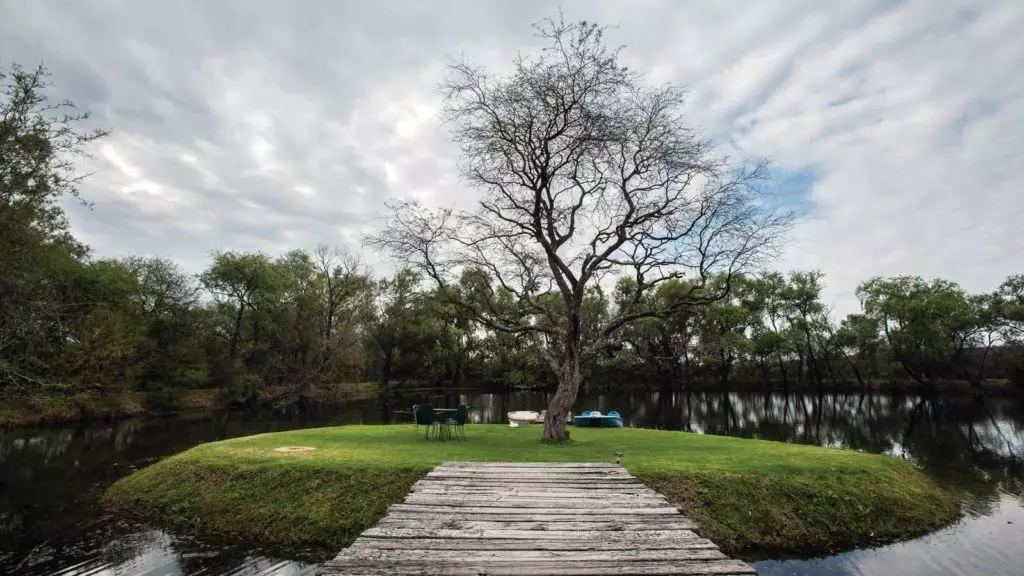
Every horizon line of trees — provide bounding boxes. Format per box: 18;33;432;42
3;240;1022;400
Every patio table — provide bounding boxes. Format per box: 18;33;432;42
433;408;458;440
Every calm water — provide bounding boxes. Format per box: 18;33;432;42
1;391;1021;575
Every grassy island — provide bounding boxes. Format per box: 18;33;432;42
103;425;959;559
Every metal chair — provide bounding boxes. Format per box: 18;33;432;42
413;404;438;439
447;404;470;440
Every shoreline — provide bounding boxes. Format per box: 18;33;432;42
0;389;227;429
3;377;1018;429
102;425;960;561
0;382;387;429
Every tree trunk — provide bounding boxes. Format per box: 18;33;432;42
542;356;582;442
719;347;732;391
895;355;934;393
759;357;771;381
955;341;992;390
229;300;245;361
325;279;336;340
844;351;868;391
382;345;394;389
973;342;993;389
804;332;823;393
454;355;464;388
681;347;693;390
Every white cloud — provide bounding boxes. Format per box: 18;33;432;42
1;0;1021;316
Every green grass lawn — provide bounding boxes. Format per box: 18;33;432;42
103;425;959;560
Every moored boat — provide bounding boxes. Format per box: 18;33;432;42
571;410;624;427
506;410;574;427
507;410;542;427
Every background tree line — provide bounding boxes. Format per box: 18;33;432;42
3;63;1023;408
4;243;1023;402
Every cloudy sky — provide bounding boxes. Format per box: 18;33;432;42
3;0;1022;315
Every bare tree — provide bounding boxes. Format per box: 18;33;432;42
313;243;364;342
368;19;790;440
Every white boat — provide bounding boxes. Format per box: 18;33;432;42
507;410;542;427
506;410;572;427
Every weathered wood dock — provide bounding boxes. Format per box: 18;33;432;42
320;462;755;575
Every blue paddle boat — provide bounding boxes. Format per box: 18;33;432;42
571;410;623;427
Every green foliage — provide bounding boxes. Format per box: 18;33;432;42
605;270;1023;392
856;276;996;388
104;425;958;558
0;64;108;388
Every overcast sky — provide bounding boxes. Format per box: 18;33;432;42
3;0;1022;315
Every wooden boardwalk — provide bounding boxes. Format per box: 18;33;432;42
320;462;755;576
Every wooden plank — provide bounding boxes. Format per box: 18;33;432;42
384;512;696;524
335;548;727;562
412;484;658;492
408;489;665;499
427;468;632;475
411;479;651;487
419;479;645;487
401;497;669;508
388;504;682;515
361;527;703;541
409;487;671;498
431;467;629;475
410;489;663;498
320;559;756;575
414;481;654;490
438;462;622;468
401;496;671;504
346;537;720;551
411;477;643;485
374;519;699;531
423;476;636;483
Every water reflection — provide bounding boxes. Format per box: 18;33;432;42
479;390;1022;483
1;391;1022;575
755;494;1024;576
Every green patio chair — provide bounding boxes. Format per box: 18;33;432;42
413;404;438;440
448;404;470;440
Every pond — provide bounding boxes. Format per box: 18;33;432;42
1;390;1021;575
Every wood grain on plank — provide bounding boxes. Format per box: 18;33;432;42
388;504;682;515
384;512;696;523
334;548;727;562
374;519;699;531
346;537;720;551
416;478;648;485
320;559;755;575
403;496;669;508
361;527;704;541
